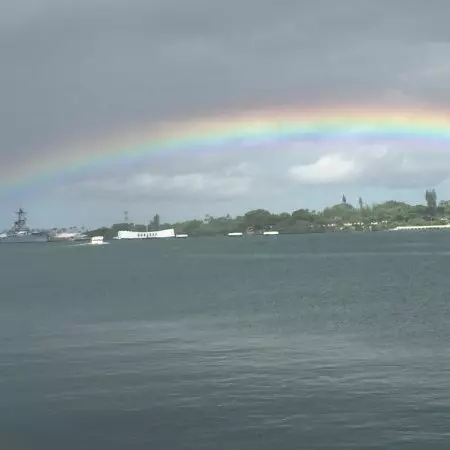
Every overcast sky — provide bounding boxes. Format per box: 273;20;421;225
1;0;450;228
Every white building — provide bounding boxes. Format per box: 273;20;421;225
116;228;176;239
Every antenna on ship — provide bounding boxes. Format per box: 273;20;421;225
15;208;27;228
16;208;26;218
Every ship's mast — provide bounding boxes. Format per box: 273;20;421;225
13;208;27;231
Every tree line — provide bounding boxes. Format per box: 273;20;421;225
88;189;450;238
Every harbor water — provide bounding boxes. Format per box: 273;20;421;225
1;232;450;449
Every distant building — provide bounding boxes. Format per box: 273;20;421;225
115;228;175;239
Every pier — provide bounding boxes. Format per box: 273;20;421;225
389;224;450;231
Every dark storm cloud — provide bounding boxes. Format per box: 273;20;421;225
2;0;449;157
2;0;450;225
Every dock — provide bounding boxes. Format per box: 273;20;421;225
389;224;450;231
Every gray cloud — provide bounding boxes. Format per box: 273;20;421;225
287;141;450;188
76;161;256;201
2;0;450;226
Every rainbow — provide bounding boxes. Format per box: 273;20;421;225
3;106;450;195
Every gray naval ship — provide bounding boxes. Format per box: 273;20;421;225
0;208;48;243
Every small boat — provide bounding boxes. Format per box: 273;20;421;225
90;236;107;245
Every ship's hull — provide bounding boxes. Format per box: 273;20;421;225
0;233;48;243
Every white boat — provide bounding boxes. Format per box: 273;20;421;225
176;234;189;238
227;232;243;237
90;236;107;245
263;230;279;235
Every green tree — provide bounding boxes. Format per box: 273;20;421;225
180;219;203;235
425;189;437;216
292;209;314;222
243;209;273;230
358;196;364;210
323;203;356;222
86;193;450;238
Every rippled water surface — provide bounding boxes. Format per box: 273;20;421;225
1;232;450;449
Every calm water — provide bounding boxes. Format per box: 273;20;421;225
1;232;450;449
